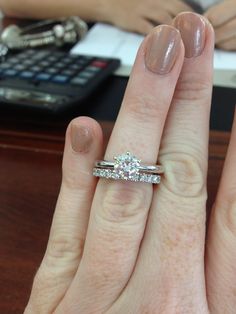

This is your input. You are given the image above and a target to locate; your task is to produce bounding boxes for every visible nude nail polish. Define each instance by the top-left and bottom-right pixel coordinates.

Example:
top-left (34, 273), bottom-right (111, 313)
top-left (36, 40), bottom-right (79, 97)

top-left (71, 123), bottom-right (93, 153)
top-left (174, 12), bottom-right (206, 58)
top-left (145, 25), bottom-right (181, 75)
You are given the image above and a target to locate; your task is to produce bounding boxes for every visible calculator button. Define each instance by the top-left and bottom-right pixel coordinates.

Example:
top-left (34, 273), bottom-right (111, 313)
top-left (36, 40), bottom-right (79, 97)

top-left (17, 53), bottom-right (27, 60)
top-left (39, 61), bottom-right (51, 67)
top-left (61, 69), bottom-right (75, 76)
top-left (71, 77), bottom-right (88, 85)
top-left (79, 71), bottom-right (94, 79)
top-left (91, 60), bottom-right (108, 68)
top-left (86, 66), bottom-right (101, 73)
top-left (46, 68), bottom-right (59, 74)
top-left (69, 64), bottom-right (83, 71)
top-left (76, 58), bottom-right (89, 65)
top-left (24, 49), bottom-right (35, 55)
top-left (35, 73), bottom-right (51, 81)
top-left (8, 58), bottom-right (19, 64)
top-left (0, 63), bottom-right (11, 70)
top-left (14, 64), bottom-right (27, 71)
top-left (23, 59), bottom-right (35, 66)
top-left (54, 62), bottom-right (66, 69)
top-left (3, 69), bottom-right (18, 77)
top-left (20, 71), bottom-right (35, 79)
top-left (51, 75), bottom-right (69, 84)
top-left (30, 66), bottom-right (42, 72)
top-left (48, 56), bottom-right (59, 63)
top-left (61, 57), bottom-right (72, 64)
top-left (53, 51), bottom-right (65, 58)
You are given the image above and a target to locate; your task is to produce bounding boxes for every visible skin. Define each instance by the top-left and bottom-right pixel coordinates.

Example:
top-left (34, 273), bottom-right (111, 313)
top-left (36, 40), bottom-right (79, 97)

top-left (24, 13), bottom-right (236, 314)
top-left (0, 0), bottom-right (193, 34)
top-left (1, 0), bottom-right (235, 50)
top-left (204, 0), bottom-right (236, 50)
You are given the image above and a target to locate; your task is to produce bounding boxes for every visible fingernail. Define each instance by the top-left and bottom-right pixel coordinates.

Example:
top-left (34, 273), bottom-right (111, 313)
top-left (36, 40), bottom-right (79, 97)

top-left (174, 12), bottom-right (206, 58)
top-left (71, 123), bottom-right (93, 153)
top-left (145, 25), bottom-right (181, 75)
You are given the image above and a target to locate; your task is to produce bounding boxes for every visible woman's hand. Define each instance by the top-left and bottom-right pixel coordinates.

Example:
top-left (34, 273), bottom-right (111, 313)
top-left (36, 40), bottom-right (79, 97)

top-left (99, 0), bottom-right (193, 34)
top-left (24, 12), bottom-right (236, 313)
top-left (204, 0), bottom-right (236, 50)
top-left (0, 0), bottom-right (192, 34)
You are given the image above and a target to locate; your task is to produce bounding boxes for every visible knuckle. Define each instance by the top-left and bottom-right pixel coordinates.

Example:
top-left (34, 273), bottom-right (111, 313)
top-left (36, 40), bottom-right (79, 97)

top-left (160, 152), bottom-right (205, 198)
top-left (175, 75), bottom-right (211, 103)
top-left (98, 182), bottom-right (150, 224)
top-left (205, 11), bottom-right (217, 26)
top-left (126, 94), bottom-right (166, 124)
top-left (62, 167), bottom-right (91, 191)
top-left (44, 235), bottom-right (84, 268)
top-left (217, 197), bottom-right (236, 237)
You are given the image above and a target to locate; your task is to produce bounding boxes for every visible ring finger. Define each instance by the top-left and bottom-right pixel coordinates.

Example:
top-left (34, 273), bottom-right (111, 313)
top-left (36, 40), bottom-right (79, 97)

top-left (59, 25), bottom-right (185, 313)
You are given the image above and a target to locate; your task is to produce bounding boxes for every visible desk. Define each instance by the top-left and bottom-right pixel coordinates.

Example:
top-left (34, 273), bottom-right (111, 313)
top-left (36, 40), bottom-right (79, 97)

top-left (0, 17), bottom-right (236, 314)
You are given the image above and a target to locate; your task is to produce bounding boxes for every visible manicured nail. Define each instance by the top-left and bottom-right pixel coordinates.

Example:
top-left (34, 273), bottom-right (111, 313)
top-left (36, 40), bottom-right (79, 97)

top-left (71, 123), bottom-right (93, 153)
top-left (174, 12), bottom-right (206, 58)
top-left (145, 25), bottom-right (181, 75)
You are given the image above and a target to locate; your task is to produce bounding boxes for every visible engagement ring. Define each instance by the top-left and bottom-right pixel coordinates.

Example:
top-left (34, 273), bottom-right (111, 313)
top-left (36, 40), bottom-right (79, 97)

top-left (93, 152), bottom-right (164, 184)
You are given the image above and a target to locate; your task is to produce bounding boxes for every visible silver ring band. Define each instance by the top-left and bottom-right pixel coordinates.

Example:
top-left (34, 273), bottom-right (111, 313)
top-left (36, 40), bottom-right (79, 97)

top-left (93, 152), bottom-right (164, 184)
top-left (93, 168), bottom-right (161, 184)
top-left (95, 161), bottom-right (164, 174)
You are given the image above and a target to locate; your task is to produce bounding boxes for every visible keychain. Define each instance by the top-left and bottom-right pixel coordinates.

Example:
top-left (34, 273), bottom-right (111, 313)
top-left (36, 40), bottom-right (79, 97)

top-left (0, 17), bottom-right (87, 61)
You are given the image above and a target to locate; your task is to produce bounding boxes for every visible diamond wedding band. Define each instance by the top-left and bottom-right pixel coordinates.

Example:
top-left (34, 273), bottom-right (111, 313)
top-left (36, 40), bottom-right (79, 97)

top-left (93, 152), bottom-right (164, 184)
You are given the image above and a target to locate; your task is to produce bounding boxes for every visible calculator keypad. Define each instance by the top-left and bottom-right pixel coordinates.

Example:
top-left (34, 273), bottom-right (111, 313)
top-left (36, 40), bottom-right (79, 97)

top-left (0, 49), bottom-right (120, 111)
top-left (0, 49), bottom-right (111, 86)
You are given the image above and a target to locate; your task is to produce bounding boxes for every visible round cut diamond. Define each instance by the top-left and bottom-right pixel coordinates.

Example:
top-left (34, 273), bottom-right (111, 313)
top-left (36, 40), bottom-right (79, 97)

top-left (114, 152), bottom-right (140, 180)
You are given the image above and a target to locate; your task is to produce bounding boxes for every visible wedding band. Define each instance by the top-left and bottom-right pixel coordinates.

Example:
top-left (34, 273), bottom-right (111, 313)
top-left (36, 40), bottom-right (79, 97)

top-left (93, 152), bottom-right (164, 184)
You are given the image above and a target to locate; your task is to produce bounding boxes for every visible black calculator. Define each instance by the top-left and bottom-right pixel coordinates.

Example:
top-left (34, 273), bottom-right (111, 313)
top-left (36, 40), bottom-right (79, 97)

top-left (0, 49), bottom-right (120, 112)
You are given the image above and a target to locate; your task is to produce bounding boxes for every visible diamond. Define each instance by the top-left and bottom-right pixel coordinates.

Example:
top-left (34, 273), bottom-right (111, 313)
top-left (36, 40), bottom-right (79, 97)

top-left (114, 152), bottom-right (141, 181)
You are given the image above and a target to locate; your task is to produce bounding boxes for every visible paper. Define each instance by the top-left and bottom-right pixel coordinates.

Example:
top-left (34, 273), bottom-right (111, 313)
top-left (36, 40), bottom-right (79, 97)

top-left (71, 23), bottom-right (236, 87)
top-left (214, 50), bottom-right (236, 70)
top-left (71, 23), bottom-right (143, 69)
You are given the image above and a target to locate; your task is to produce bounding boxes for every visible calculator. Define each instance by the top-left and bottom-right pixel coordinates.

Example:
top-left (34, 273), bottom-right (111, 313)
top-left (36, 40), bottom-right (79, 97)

top-left (0, 49), bottom-right (120, 112)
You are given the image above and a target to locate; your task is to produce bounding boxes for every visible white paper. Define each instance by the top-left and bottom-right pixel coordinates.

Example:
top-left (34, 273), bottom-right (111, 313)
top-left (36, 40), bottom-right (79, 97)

top-left (71, 23), bottom-right (236, 87)
top-left (71, 23), bottom-right (143, 68)
top-left (214, 50), bottom-right (236, 70)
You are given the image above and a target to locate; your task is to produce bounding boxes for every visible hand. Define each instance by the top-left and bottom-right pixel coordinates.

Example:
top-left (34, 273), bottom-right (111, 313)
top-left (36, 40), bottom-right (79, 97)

top-left (98, 0), bottom-right (193, 34)
top-left (204, 0), bottom-right (236, 50)
top-left (24, 13), bottom-right (236, 313)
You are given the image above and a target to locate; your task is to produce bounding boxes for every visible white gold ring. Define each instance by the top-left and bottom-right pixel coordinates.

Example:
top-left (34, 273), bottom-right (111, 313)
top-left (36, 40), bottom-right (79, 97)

top-left (93, 152), bottom-right (163, 184)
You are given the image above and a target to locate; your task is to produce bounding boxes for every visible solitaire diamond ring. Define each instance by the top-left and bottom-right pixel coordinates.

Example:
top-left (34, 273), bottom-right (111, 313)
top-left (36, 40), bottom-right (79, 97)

top-left (93, 152), bottom-right (164, 184)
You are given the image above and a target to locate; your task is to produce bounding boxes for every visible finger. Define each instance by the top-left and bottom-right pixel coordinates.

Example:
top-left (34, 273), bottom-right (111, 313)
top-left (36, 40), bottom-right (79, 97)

top-left (129, 17), bottom-right (156, 35)
top-left (217, 36), bottom-right (236, 51)
top-left (142, 8), bottom-right (173, 26)
top-left (164, 0), bottom-right (194, 16)
top-left (215, 18), bottom-right (236, 44)
top-left (117, 13), bottom-right (214, 312)
top-left (206, 109), bottom-right (236, 313)
top-left (25, 117), bottom-right (103, 314)
top-left (59, 25), bottom-right (185, 313)
top-left (204, 0), bottom-right (236, 27)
